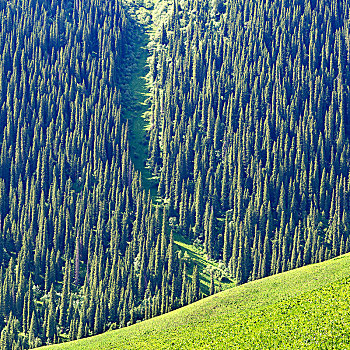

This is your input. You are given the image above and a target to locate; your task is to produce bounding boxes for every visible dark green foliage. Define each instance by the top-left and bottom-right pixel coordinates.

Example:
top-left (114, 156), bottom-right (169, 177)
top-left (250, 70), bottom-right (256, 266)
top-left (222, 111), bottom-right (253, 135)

top-left (0, 0), bottom-right (350, 347)
top-left (147, 0), bottom-right (350, 287)
top-left (0, 1), bottom-right (199, 348)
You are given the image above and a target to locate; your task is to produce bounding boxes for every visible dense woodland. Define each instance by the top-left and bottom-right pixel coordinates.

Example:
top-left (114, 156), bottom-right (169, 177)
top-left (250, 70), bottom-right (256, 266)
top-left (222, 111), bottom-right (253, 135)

top-left (149, 0), bottom-right (350, 283)
top-left (0, 0), bottom-right (200, 348)
top-left (0, 0), bottom-right (349, 348)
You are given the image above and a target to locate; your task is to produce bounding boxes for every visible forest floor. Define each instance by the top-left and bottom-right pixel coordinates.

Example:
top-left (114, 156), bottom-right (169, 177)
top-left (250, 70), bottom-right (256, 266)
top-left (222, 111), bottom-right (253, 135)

top-left (41, 253), bottom-right (350, 349)
top-left (121, 3), bottom-right (157, 197)
top-left (122, 0), bottom-right (235, 295)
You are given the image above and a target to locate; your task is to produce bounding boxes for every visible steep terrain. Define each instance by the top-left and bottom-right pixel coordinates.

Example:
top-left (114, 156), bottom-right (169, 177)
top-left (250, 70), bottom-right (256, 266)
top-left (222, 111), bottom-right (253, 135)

top-left (40, 253), bottom-right (350, 349)
top-left (147, 0), bottom-right (350, 285)
top-left (0, 0), bottom-right (350, 348)
top-left (121, 0), bottom-right (235, 295)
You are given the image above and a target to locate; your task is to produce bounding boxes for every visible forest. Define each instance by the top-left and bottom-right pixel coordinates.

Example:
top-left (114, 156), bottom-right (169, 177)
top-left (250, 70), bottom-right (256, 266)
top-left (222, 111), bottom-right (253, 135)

top-left (0, 0), bottom-right (349, 348)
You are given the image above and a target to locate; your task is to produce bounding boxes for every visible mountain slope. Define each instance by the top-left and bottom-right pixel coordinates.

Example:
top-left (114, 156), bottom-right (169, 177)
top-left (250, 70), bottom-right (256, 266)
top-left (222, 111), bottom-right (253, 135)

top-left (40, 252), bottom-right (350, 349)
top-left (147, 0), bottom-right (350, 283)
top-left (1, 0), bottom-right (350, 348)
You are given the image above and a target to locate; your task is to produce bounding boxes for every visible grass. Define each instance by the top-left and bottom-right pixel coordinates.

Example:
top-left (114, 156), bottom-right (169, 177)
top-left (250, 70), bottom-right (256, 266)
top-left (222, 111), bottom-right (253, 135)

top-left (172, 231), bottom-right (235, 294)
top-left (40, 253), bottom-right (350, 349)
top-left (121, 17), bottom-right (156, 196)
top-left (121, 0), bottom-right (176, 197)
top-left (121, 0), bottom-right (167, 197)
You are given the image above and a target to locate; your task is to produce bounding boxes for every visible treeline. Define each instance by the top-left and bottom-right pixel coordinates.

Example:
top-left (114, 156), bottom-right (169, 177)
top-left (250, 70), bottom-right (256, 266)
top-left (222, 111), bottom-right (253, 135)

top-left (149, 0), bottom-right (350, 285)
top-left (0, 0), bottom-right (200, 349)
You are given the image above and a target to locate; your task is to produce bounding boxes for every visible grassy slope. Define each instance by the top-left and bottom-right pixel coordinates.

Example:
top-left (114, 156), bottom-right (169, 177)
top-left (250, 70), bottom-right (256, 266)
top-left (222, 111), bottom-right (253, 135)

top-left (122, 0), bottom-right (175, 195)
top-left (41, 253), bottom-right (350, 349)
top-left (121, 3), bottom-right (156, 195)
top-left (172, 231), bottom-right (235, 294)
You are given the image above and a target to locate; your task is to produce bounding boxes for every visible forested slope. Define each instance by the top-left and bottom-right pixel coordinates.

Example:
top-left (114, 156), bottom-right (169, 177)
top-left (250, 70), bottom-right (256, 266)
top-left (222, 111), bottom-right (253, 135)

top-left (0, 0), bottom-right (350, 349)
top-left (148, 0), bottom-right (350, 284)
top-left (0, 1), bottom-right (199, 349)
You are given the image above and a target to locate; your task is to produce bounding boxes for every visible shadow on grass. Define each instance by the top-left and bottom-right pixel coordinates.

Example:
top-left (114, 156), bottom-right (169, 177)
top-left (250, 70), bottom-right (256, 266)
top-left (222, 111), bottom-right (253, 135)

top-left (121, 18), bottom-right (157, 197)
top-left (173, 231), bottom-right (235, 295)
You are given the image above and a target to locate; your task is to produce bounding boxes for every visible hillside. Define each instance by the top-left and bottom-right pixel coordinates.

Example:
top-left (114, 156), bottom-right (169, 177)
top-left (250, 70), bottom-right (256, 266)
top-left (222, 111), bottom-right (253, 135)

top-left (0, 0), bottom-right (350, 348)
top-left (40, 253), bottom-right (350, 349)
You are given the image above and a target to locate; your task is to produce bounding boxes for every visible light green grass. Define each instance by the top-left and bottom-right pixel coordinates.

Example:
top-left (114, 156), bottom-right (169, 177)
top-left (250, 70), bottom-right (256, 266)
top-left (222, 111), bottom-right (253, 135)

top-left (122, 0), bottom-right (175, 196)
top-left (122, 1), bottom-right (160, 196)
top-left (40, 253), bottom-right (350, 349)
top-left (172, 231), bottom-right (235, 294)
top-left (122, 22), bottom-right (155, 195)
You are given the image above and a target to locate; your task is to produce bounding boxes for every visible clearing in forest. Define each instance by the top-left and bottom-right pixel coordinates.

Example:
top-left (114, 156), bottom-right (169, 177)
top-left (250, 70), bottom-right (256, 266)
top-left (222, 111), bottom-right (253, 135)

top-left (122, 0), bottom-right (235, 295)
